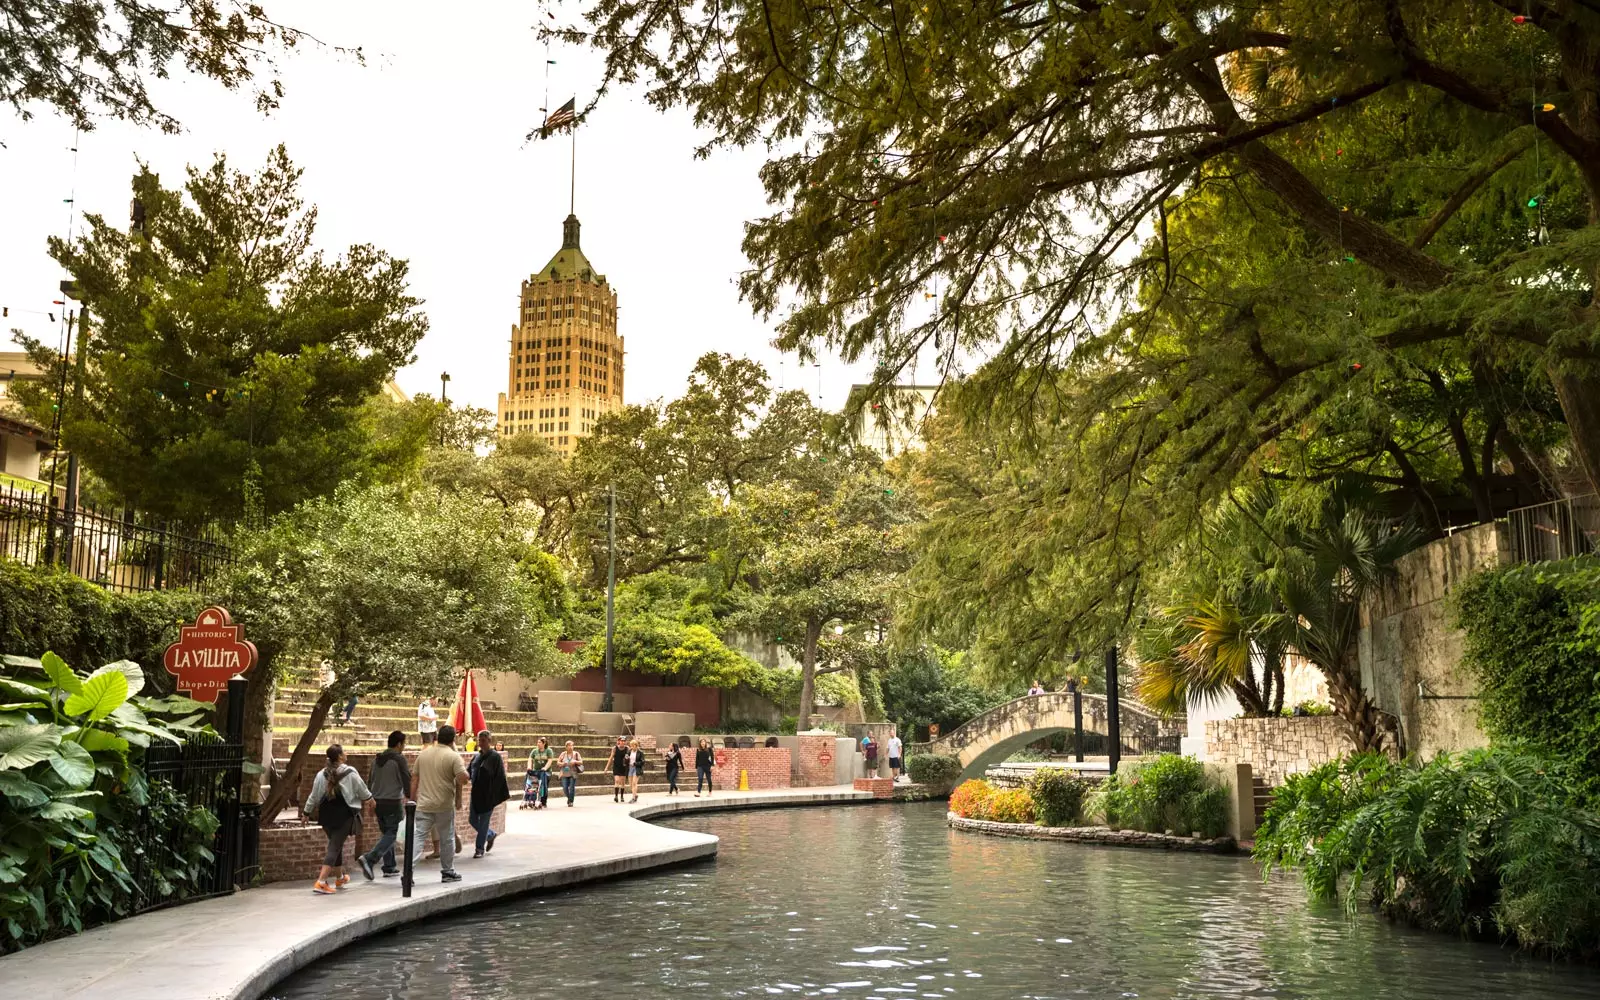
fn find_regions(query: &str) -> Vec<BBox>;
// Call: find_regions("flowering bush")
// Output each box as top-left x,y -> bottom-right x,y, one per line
947,779 -> 994,819
985,787 -> 1037,825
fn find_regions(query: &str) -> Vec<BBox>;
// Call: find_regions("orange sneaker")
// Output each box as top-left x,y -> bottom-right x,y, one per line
335,873 -> 350,887
312,880 -> 335,895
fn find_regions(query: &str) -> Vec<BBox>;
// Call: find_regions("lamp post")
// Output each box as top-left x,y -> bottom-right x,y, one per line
438,372 -> 451,446
602,484 -> 616,712
1104,646 -> 1121,775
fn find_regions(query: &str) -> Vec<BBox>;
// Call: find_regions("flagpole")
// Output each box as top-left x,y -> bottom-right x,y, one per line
569,96 -> 577,214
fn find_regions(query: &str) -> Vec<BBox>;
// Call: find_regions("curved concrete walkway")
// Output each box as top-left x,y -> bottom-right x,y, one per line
0,785 -> 875,1000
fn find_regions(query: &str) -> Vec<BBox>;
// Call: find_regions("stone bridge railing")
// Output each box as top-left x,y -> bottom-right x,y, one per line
910,692 -> 1183,772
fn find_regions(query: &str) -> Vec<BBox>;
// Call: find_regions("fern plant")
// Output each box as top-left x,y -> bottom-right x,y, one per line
1255,748 -> 1600,956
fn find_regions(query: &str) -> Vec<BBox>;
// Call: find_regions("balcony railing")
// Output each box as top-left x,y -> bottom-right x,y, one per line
1505,494 -> 1600,565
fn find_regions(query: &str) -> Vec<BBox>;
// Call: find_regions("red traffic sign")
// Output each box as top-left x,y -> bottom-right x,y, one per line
162,606 -> 258,703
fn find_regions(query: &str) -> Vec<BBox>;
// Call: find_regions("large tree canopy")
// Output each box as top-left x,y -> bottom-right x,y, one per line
15,146 -> 427,521
1,1 -> 317,132
572,0 -> 1600,502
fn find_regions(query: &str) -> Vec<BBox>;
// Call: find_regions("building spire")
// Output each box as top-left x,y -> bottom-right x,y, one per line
563,214 -> 581,250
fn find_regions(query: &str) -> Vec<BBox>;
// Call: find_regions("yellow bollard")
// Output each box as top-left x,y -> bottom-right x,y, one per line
739,769 -> 750,791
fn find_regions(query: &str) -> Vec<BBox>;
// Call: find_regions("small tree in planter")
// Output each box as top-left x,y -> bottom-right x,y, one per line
907,753 -> 963,795
235,483 -> 561,826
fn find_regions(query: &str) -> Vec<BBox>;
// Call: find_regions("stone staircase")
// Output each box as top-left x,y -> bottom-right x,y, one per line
1251,775 -> 1276,826
270,680 -> 681,801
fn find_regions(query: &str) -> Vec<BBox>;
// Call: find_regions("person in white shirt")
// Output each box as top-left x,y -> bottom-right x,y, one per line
1028,680 -> 1045,696
417,697 -> 439,745
887,734 -> 904,781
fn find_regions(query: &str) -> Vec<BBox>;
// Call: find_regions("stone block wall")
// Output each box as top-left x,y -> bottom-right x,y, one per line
709,747 -> 792,790
1359,522 -> 1498,758
1203,716 -> 1349,787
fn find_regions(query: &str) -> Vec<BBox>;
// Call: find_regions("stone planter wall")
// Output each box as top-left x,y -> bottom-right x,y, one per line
947,813 -> 1236,852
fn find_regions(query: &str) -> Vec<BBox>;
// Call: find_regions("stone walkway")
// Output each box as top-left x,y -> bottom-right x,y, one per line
0,785 -> 875,1000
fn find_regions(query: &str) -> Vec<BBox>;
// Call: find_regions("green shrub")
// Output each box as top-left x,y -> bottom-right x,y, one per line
1027,767 -> 1091,826
1255,748 -> 1600,956
985,787 -> 1037,824
1,651 -> 218,953
907,754 -> 963,793
1456,557 -> 1600,798
1091,754 -> 1228,837
0,560 -> 203,690
948,779 -> 994,818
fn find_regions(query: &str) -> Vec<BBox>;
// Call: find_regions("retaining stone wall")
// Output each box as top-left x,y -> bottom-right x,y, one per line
1203,716 -> 1349,786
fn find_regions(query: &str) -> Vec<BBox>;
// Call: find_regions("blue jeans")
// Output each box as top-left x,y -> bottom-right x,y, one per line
537,769 -> 551,805
696,766 -> 712,792
468,807 -> 495,853
562,776 -> 577,803
362,800 -> 402,871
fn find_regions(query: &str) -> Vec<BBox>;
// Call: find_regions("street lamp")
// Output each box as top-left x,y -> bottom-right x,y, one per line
438,372 -> 451,446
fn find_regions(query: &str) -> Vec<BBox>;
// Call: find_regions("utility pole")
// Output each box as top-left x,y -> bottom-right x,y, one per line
61,281 -> 87,551
438,372 -> 451,447
602,484 -> 616,712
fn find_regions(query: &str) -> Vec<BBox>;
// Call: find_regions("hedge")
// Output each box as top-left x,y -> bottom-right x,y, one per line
0,559 -> 203,687
1455,557 -> 1600,799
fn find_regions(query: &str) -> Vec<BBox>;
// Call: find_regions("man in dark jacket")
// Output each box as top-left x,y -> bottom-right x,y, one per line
468,730 -> 510,858
358,731 -> 412,880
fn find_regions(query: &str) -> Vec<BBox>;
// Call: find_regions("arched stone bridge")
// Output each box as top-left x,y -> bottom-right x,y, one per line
912,692 -> 1184,780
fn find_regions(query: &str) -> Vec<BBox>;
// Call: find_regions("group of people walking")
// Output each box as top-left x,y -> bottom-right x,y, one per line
303,723 -> 509,894
520,736 -> 587,808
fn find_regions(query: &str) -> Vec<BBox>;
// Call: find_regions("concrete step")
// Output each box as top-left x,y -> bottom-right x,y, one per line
273,712 -> 569,734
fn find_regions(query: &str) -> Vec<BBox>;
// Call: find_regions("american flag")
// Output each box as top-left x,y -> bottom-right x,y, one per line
541,98 -> 576,135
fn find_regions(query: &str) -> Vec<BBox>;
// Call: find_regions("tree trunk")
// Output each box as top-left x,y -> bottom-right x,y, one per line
1322,663 -> 1387,753
796,617 -> 822,733
1550,367 -> 1600,498
257,686 -> 335,828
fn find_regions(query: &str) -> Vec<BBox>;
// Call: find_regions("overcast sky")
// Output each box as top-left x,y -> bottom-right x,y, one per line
0,1 -> 896,413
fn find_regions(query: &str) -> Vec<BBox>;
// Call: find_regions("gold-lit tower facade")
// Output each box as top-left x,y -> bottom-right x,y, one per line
496,214 -> 623,455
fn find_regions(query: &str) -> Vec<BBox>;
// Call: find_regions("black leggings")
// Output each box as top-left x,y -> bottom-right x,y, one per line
321,818 -> 353,867
696,765 -> 712,792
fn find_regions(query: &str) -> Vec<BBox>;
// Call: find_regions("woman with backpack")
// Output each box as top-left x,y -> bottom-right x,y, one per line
304,744 -> 372,895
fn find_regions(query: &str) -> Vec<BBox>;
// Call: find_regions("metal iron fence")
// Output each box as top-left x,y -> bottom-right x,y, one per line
0,483 -> 234,594
128,731 -> 247,912
1506,494 -> 1600,564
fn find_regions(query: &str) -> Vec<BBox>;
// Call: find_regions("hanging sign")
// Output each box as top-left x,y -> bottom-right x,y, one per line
162,606 -> 259,703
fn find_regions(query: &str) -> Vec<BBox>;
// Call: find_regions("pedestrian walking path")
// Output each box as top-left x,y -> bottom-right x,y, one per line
0,785 -> 875,1000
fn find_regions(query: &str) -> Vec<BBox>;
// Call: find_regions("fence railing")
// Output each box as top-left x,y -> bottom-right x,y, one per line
1506,494 -> 1600,564
129,731 -> 248,913
0,483 -> 234,594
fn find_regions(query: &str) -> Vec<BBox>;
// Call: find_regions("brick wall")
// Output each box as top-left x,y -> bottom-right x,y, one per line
797,735 -> 836,787
260,799 -> 507,883
853,777 -> 894,799
709,747 -> 791,790
1203,716 -> 1350,786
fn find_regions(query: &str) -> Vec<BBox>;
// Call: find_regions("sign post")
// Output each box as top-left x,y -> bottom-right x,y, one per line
162,607 -> 258,703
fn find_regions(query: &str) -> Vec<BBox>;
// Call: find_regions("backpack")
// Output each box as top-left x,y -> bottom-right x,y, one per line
308,765 -> 348,821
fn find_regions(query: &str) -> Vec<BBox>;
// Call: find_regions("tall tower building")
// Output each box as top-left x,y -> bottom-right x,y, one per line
497,214 -> 624,455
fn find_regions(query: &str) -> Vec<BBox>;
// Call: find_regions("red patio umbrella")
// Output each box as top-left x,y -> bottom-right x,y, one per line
448,669 -> 487,741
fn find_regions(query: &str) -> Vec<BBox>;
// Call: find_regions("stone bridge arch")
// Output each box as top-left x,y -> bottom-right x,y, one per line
913,692 -> 1183,780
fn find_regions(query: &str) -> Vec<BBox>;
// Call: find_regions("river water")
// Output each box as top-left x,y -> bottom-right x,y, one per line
272,802 -> 1596,999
